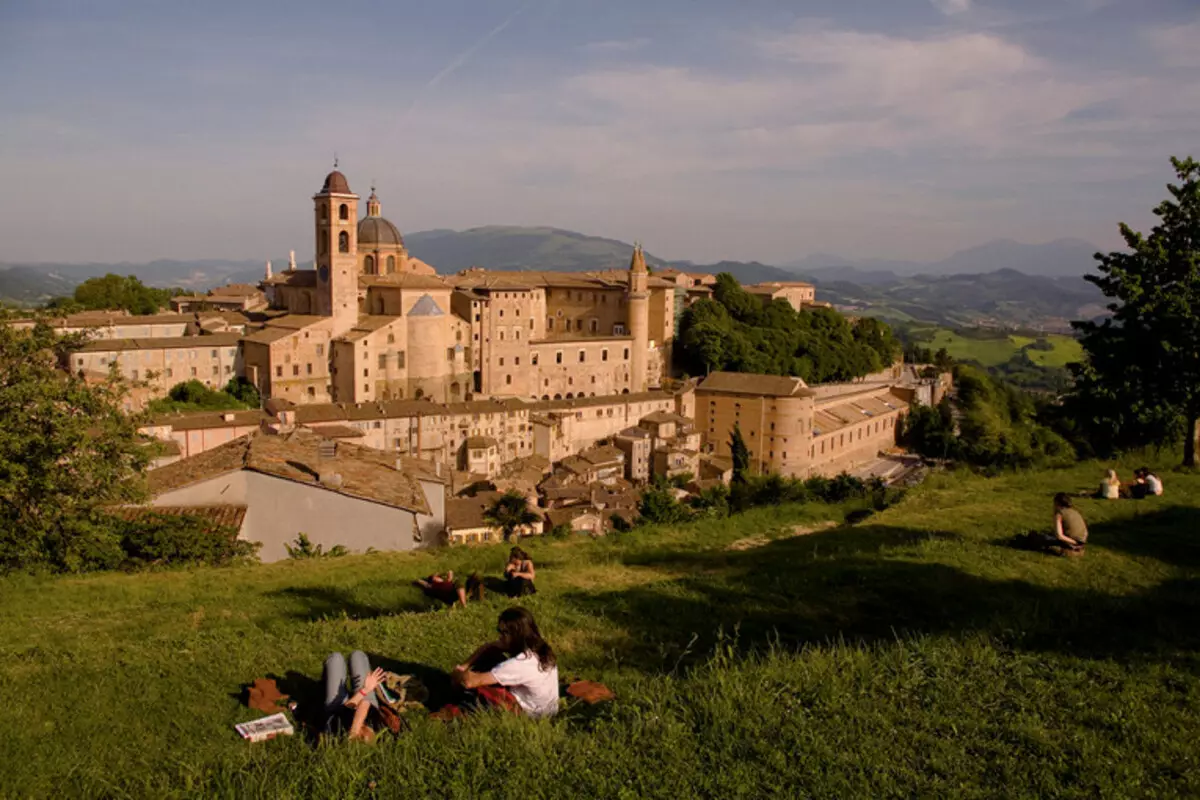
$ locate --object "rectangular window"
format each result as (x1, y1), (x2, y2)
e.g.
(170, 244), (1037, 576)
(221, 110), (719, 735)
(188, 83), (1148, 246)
(316, 344), (324, 356)
(364, 384), (369, 393)
(378, 354), (387, 369)
(166, 368), (173, 378)
(307, 363), (313, 375)
(212, 366), (219, 376)
(602, 349), (608, 362)
(210, 349), (218, 358)
(556, 351), (563, 364)
(575, 319), (582, 331)
(398, 351), (406, 368)
(225, 365), (232, 374)
(532, 354), (539, 366)
(506, 375), (512, 385)
(293, 365), (299, 376)
(499, 358), (505, 366)
(579, 351), (586, 363)
(547, 319), (553, 331)
(623, 348), (630, 359)
(190, 367), (197, 377)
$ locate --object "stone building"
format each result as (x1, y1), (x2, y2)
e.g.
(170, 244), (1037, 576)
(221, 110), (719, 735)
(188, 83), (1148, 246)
(71, 332), (243, 394)
(744, 282), (820, 313)
(696, 371), (909, 478)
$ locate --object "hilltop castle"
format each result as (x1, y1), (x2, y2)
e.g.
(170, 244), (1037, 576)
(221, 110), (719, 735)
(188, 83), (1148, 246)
(250, 168), (679, 406)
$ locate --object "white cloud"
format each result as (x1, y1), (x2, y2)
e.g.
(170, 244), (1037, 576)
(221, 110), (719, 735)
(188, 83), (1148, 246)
(930, 0), (971, 15)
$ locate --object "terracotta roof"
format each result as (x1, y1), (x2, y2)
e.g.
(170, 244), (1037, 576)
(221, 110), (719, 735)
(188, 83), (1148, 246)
(340, 315), (400, 341)
(311, 424), (365, 439)
(108, 504), (248, 531)
(358, 273), (449, 290)
(581, 445), (625, 465)
(545, 506), (604, 528)
(698, 371), (815, 398)
(146, 409), (267, 431)
(525, 390), (678, 413)
(75, 332), (243, 353)
(146, 430), (432, 514)
(445, 491), (504, 531)
(813, 390), (909, 436)
(615, 426), (651, 440)
(293, 399), (443, 424)
(241, 316), (327, 344)
(210, 284), (264, 297)
(320, 170), (352, 194)
(466, 436), (498, 449)
(640, 410), (691, 425)
(262, 269), (318, 287)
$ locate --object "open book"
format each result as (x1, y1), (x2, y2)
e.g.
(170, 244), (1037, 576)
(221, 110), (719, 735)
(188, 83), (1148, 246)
(235, 712), (294, 742)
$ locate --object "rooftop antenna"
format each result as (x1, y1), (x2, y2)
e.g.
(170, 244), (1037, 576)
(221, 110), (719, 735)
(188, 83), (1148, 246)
(333, 153), (339, 169)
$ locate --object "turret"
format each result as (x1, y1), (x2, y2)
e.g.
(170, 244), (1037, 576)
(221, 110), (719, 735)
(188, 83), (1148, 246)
(313, 164), (359, 335)
(628, 242), (650, 393)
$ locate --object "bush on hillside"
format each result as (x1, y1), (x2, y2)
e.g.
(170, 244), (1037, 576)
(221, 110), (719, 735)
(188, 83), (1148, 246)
(147, 380), (255, 413)
(115, 513), (259, 569)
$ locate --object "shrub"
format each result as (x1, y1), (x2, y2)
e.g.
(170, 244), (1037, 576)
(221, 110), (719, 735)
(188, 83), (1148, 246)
(116, 513), (259, 568)
(284, 533), (348, 559)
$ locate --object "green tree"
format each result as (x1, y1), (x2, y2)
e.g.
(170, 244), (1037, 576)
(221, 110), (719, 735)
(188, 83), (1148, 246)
(729, 423), (751, 482)
(484, 490), (541, 542)
(1071, 156), (1200, 465)
(223, 377), (261, 407)
(71, 274), (175, 315)
(638, 480), (691, 525)
(0, 323), (152, 571)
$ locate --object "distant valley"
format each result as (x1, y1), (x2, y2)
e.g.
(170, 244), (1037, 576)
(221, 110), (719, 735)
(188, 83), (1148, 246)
(0, 226), (1105, 330)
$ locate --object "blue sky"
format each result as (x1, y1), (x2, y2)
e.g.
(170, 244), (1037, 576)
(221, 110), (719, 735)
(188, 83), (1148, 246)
(1, 0), (1197, 264)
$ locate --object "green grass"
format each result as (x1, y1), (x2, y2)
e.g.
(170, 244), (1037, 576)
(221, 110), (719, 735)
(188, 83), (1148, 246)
(922, 329), (1083, 368)
(3, 461), (1200, 798)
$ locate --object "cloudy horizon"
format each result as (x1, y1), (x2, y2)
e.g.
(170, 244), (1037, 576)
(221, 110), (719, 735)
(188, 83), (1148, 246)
(1, 0), (1196, 265)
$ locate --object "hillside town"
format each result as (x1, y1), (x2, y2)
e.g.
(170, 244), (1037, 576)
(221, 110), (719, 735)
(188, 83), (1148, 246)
(20, 168), (949, 559)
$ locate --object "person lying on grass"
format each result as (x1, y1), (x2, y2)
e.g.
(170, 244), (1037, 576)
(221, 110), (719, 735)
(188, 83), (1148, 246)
(321, 651), (386, 742)
(450, 607), (560, 718)
(503, 547), (537, 597)
(413, 571), (482, 609)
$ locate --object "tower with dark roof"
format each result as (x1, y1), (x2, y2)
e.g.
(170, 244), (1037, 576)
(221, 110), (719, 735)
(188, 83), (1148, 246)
(313, 168), (359, 334)
(628, 242), (650, 393)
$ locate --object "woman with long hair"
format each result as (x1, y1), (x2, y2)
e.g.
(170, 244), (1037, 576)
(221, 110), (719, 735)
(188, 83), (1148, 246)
(503, 547), (537, 597)
(452, 607), (559, 718)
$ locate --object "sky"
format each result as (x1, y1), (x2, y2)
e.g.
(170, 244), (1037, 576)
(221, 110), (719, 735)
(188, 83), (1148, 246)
(1, 0), (1197, 265)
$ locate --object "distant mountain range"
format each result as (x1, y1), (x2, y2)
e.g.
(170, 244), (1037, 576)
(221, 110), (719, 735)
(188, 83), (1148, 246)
(0, 227), (1105, 329)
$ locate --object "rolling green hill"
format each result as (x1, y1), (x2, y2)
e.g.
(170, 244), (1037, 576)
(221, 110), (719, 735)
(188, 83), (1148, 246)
(2, 460), (1198, 796)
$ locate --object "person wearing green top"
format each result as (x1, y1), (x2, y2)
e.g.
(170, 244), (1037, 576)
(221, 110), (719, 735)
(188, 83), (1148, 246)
(1050, 492), (1088, 554)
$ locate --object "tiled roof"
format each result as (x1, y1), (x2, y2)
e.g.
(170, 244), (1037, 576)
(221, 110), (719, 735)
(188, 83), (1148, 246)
(262, 269), (317, 287)
(146, 429), (432, 514)
(340, 315), (400, 341)
(147, 409), (267, 431)
(466, 435), (498, 449)
(615, 426), (651, 439)
(75, 332), (243, 353)
(581, 445), (625, 465)
(107, 504), (248, 531)
(698, 371), (815, 398)
(525, 390), (678, 413)
(812, 390), (909, 436)
(640, 410), (691, 425)
(445, 491), (504, 531)
(210, 283), (264, 297)
(358, 273), (449, 290)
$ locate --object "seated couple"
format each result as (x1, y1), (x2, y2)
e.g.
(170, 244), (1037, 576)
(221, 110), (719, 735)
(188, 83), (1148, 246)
(321, 607), (559, 739)
(1018, 493), (1088, 557)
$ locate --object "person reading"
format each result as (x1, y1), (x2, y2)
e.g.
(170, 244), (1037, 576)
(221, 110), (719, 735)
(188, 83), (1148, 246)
(451, 607), (560, 718)
(503, 547), (537, 597)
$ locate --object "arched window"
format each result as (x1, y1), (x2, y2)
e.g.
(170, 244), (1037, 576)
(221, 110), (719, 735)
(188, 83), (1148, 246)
(339, 204), (349, 221)
(364, 255), (375, 274)
(338, 231), (349, 253)
(320, 205), (328, 220)
(386, 255), (396, 273)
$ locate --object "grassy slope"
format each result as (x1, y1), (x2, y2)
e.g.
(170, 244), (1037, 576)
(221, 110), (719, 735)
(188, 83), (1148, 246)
(2, 461), (1199, 798)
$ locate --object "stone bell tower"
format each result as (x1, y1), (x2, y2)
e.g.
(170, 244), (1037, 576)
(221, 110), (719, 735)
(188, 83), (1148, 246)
(313, 165), (359, 335)
(628, 242), (650, 393)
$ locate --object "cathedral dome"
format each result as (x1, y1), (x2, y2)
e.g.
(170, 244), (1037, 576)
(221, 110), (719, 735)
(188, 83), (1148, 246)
(358, 216), (405, 248)
(321, 170), (351, 194)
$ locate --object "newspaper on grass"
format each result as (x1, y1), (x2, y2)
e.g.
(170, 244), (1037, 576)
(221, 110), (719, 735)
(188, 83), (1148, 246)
(235, 712), (294, 743)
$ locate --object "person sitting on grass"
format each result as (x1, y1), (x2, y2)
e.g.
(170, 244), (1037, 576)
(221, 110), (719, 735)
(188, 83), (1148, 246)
(1098, 469), (1123, 500)
(503, 547), (537, 597)
(1134, 467), (1164, 498)
(321, 651), (386, 742)
(1046, 493), (1088, 556)
(450, 607), (560, 718)
(413, 571), (482, 609)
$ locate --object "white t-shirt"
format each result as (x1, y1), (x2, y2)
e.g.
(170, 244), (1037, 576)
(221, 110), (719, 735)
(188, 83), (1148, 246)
(490, 651), (560, 718)
(1146, 474), (1163, 495)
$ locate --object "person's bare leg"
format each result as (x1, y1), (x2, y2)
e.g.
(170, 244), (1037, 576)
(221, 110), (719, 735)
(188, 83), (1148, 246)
(456, 587), (468, 608)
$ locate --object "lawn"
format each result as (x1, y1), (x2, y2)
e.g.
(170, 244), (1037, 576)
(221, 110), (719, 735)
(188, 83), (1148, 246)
(2, 460), (1199, 798)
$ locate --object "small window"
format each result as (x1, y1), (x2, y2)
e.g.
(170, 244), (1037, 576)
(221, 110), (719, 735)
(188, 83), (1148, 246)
(623, 348), (630, 359)
(339, 203), (349, 221)
(386, 255), (396, 273)
(190, 367), (198, 377)
(364, 384), (369, 393)
(293, 365), (300, 376)
(579, 350), (586, 363)
(532, 354), (539, 366)
(378, 354), (387, 369)
(499, 358), (505, 366)
(387, 333), (395, 344)
(506, 374), (512, 385)
(602, 349), (608, 362)
(556, 351), (563, 364)
(275, 366), (282, 377)
(338, 231), (349, 252)
(316, 344), (324, 356)
(547, 319), (553, 331)
(499, 309), (504, 318)
(212, 366), (219, 376)
(398, 352), (406, 368)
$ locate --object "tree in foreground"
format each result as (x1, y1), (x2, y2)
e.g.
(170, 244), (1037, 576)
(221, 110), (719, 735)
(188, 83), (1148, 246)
(0, 322), (151, 571)
(1070, 157), (1200, 465)
(484, 490), (541, 542)
(729, 423), (751, 482)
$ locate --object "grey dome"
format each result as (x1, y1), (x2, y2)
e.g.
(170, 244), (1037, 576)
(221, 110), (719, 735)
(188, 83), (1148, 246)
(358, 216), (405, 248)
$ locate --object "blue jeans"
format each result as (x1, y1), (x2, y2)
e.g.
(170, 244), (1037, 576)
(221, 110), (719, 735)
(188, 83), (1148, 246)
(322, 651), (377, 731)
